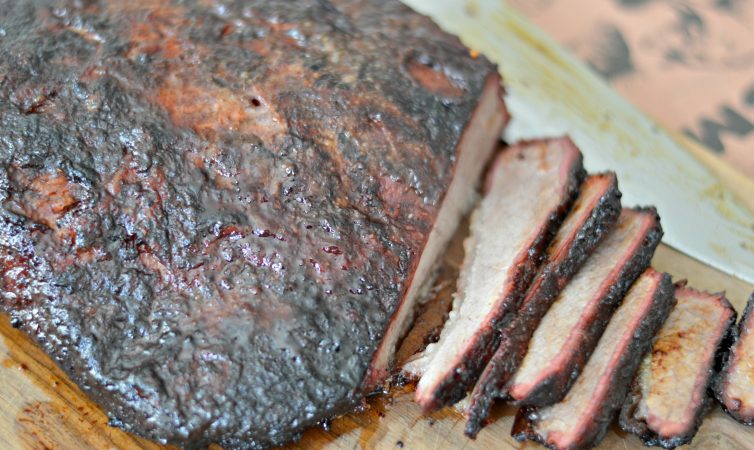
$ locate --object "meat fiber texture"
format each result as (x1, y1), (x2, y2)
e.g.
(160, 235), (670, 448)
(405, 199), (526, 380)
(717, 293), (754, 425)
(620, 283), (737, 449)
(506, 208), (663, 407)
(512, 268), (675, 450)
(465, 173), (621, 437)
(408, 137), (585, 413)
(0, 1), (508, 448)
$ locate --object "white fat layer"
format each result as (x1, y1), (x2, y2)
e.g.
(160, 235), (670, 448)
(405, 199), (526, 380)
(509, 210), (646, 398)
(415, 138), (573, 398)
(370, 79), (506, 383)
(635, 288), (730, 437)
(533, 271), (658, 445)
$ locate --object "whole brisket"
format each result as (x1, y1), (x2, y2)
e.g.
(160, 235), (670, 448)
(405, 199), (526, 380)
(0, 1), (507, 447)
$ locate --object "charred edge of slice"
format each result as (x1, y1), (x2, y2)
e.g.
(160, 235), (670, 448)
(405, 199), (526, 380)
(541, 173), (622, 292)
(513, 207), (663, 407)
(415, 137), (586, 413)
(364, 73), (508, 390)
(464, 173), (621, 438)
(511, 271), (676, 450)
(619, 283), (738, 449)
(716, 293), (754, 425)
(512, 406), (551, 450)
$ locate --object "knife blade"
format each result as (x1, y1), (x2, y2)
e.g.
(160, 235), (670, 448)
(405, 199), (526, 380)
(404, 0), (754, 284)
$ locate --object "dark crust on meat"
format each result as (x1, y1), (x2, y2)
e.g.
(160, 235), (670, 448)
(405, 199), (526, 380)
(716, 293), (754, 425)
(511, 271), (675, 450)
(419, 140), (586, 413)
(512, 408), (557, 450)
(619, 285), (738, 449)
(465, 173), (621, 438)
(512, 207), (663, 408)
(0, 1), (502, 448)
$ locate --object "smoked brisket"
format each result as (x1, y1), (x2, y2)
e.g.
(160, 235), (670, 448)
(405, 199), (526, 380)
(506, 208), (662, 407)
(410, 138), (584, 412)
(512, 268), (675, 450)
(619, 283), (736, 448)
(717, 293), (754, 425)
(465, 173), (621, 437)
(0, 1), (507, 447)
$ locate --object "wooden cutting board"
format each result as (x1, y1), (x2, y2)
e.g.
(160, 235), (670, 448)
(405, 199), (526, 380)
(2, 240), (753, 450)
(3, 2), (754, 450)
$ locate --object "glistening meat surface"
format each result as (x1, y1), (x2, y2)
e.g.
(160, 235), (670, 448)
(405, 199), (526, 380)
(410, 138), (584, 413)
(620, 283), (736, 448)
(507, 208), (662, 407)
(512, 269), (675, 450)
(0, 1), (507, 448)
(465, 173), (621, 437)
(717, 293), (754, 425)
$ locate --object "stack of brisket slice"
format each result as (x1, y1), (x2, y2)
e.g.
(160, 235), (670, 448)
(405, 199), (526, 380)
(403, 137), (743, 450)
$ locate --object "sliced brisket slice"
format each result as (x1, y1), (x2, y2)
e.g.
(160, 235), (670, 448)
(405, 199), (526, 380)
(512, 268), (675, 450)
(365, 69), (509, 389)
(411, 137), (585, 413)
(717, 293), (754, 425)
(464, 173), (621, 437)
(0, 1), (508, 447)
(620, 283), (737, 449)
(507, 208), (662, 407)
